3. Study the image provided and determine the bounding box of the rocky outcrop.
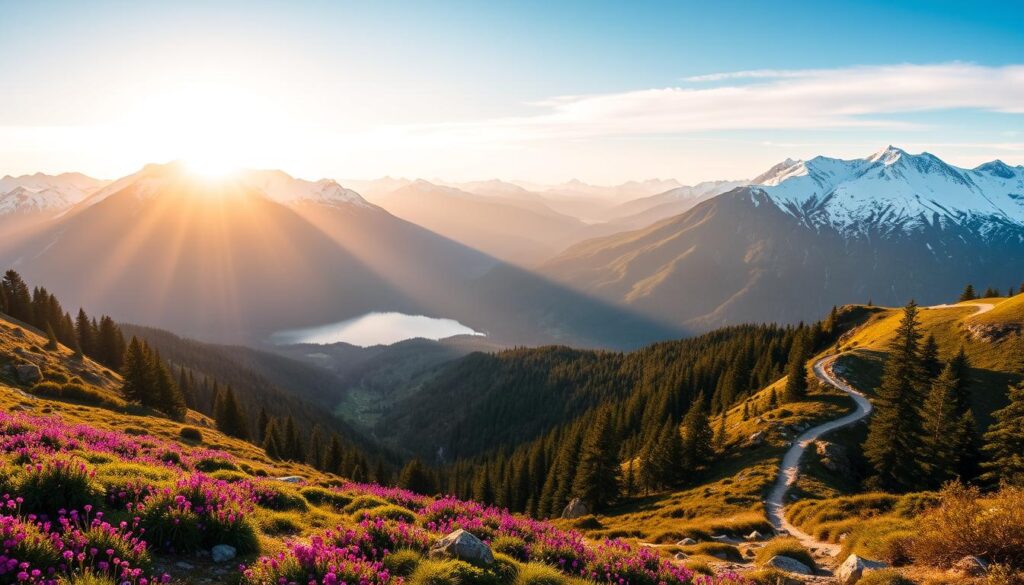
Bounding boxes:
[837,554,887,585]
[765,555,813,575]
[967,322,1021,342]
[560,498,589,519]
[14,364,41,385]
[815,440,852,477]
[430,529,494,565]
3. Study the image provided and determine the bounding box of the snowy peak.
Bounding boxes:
[0,172,106,216]
[244,170,369,208]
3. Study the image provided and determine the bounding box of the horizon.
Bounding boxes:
[2,0,1023,184]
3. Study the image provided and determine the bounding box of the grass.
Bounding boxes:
[753,538,815,570]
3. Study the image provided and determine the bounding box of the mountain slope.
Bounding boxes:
[542,147,1024,330]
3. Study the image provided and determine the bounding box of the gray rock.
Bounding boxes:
[837,554,887,585]
[275,475,304,483]
[949,556,988,577]
[746,530,766,541]
[15,364,41,385]
[676,537,697,546]
[711,534,740,544]
[765,555,813,575]
[674,552,688,560]
[429,529,494,565]
[211,544,236,563]
[816,440,853,477]
[560,497,589,519]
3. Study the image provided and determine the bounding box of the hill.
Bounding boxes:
[0,313,740,585]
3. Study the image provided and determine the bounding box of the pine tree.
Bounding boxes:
[681,397,713,472]
[323,434,344,474]
[959,284,977,302]
[1,270,32,323]
[283,416,303,461]
[982,383,1024,486]
[75,309,93,356]
[120,337,152,404]
[983,286,1000,298]
[863,301,927,492]
[920,334,941,380]
[262,419,282,459]
[214,387,249,440]
[713,415,727,452]
[152,351,187,420]
[472,468,494,503]
[256,408,270,443]
[919,363,965,486]
[398,459,436,494]
[783,333,809,402]
[307,426,324,469]
[570,410,620,511]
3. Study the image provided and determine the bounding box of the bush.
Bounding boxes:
[515,562,567,585]
[408,558,500,585]
[30,381,63,396]
[209,470,249,482]
[343,495,389,514]
[384,549,423,577]
[682,560,714,576]
[746,568,798,585]
[755,538,816,570]
[194,457,238,472]
[492,535,528,561]
[57,574,120,585]
[912,483,1024,570]
[856,570,915,585]
[18,457,102,515]
[252,482,309,512]
[300,486,352,509]
[179,427,203,442]
[354,504,417,523]
[685,542,741,562]
[258,512,303,536]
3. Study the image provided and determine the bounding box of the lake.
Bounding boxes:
[271,312,484,347]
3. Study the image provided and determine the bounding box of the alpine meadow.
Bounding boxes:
[0,2,1022,585]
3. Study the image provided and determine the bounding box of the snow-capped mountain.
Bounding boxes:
[0,172,106,216]
[543,146,1024,332]
[752,146,1024,237]
[243,169,370,208]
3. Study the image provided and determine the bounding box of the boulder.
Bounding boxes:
[15,364,41,385]
[560,498,589,519]
[430,529,494,565]
[211,544,236,563]
[765,555,813,575]
[673,552,687,560]
[676,537,697,546]
[275,475,304,483]
[746,530,766,541]
[711,534,741,544]
[815,440,853,477]
[948,556,988,577]
[837,554,887,585]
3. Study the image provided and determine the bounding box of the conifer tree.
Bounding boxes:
[323,434,344,474]
[920,363,965,486]
[681,397,713,472]
[75,309,93,356]
[398,459,436,494]
[1,270,32,323]
[472,468,494,503]
[44,323,59,351]
[262,419,282,459]
[714,415,727,452]
[120,337,152,404]
[570,410,620,511]
[920,334,941,380]
[783,333,809,402]
[256,408,270,443]
[864,301,926,492]
[152,351,187,420]
[214,386,249,440]
[283,416,302,461]
[307,426,324,468]
[981,383,1024,487]
[959,284,976,301]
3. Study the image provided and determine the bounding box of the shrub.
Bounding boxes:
[209,469,249,482]
[18,457,102,515]
[344,495,389,514]
[251,482,309,512]
[755,538,815,570]
[57,574,120,585]
[683,560,714,576]
[856,570,915,585]
[912,483,1024,570]
[178,427,203,442]
[492,535,528,561]
[515,562,567,585]
[686,542,741,562]
[745,568,796,585]
[30,381,63,396]
[384,549,423,577]
[59,383,115,406]
[257,512,303,535]
[354,504,417,523]
[193,457,238,472]
[408,558,500,585]
[300,486,352,509]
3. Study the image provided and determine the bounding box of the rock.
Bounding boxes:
[949,556,988,577]
[676,537,697,546]
[275,475,304,483]
[837,554,887,585]
[746,530,766,541]
[560,497,589,519]
[15,364,41,385]
[711,534,740,544]
[429,529,494,565]
[748,431,766,446]
[765,555,813,575]
[674,552,687,560]
[211,544,236,563]
[815,441,853,477]
[967,322,1021,342]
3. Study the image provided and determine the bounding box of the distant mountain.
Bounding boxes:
[0,172,106,215]
[1,162,676,349]
[542,147,1024,330]
[375,180,590,265]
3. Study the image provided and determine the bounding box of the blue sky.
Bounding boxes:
[1,0,1022,183]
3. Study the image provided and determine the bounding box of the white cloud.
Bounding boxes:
[399,63,1024,144]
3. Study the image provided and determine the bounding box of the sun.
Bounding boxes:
[183,154,242,179]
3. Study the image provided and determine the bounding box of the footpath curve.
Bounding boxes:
[764,302,995,557]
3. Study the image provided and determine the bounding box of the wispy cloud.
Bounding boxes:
[398,63,1024,145]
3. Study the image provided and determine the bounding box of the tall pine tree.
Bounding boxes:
[570,410,621,511]
[981,383,1024,487]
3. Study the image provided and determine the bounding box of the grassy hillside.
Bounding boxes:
[0,313,747,585]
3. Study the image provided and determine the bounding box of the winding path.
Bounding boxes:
[764,301,995,557]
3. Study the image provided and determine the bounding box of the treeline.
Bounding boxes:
[388,311,853,517]
[959,283,1023,301]
[865,298,1024,491]
[1,270,126,370]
